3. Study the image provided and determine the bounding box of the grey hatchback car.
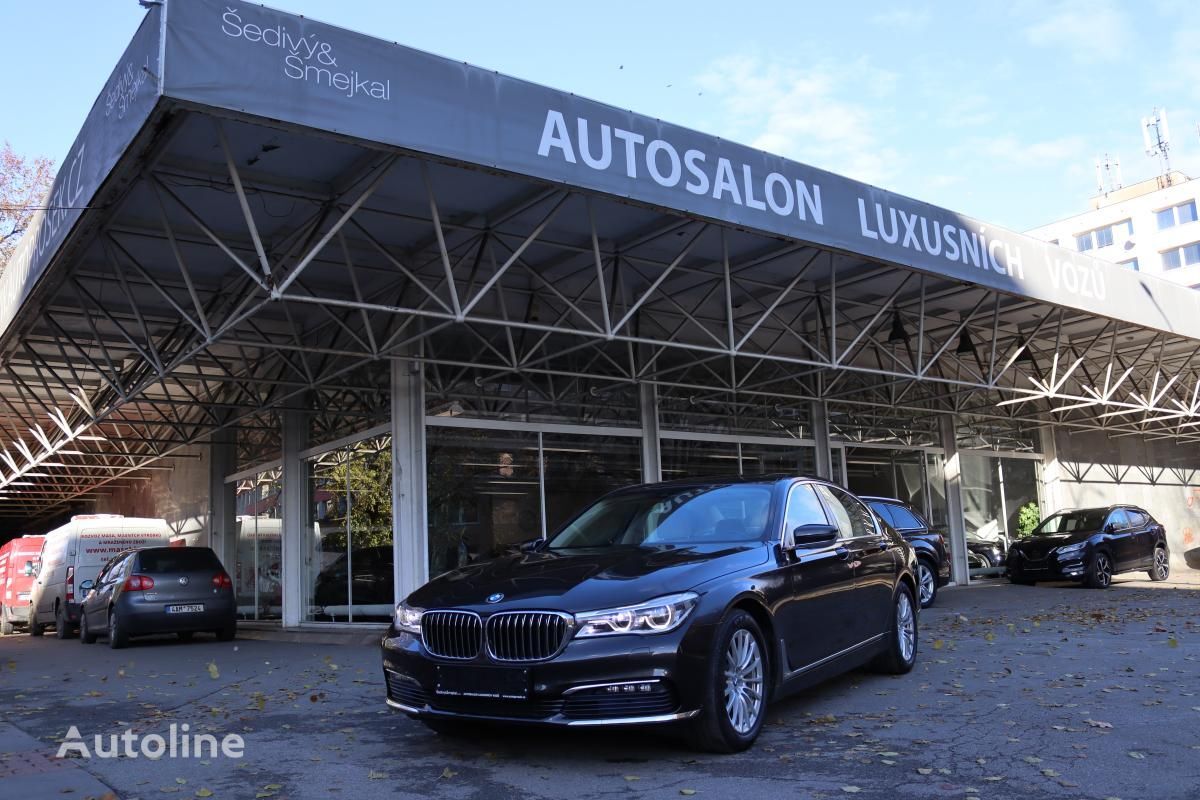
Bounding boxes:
[78,546,236,648]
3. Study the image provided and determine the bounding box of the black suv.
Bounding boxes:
[1007,506,1170,588]
[862,497,949,607]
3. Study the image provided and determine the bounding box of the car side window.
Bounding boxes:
[1107,509,1130,530]
[783,483,830,542]
[815,486,876,539]
[1129,510,1149,528]
[868,502,898,527]
[886,503,924,531]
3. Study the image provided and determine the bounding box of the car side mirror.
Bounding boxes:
[790,523,839,549]
[1103,523,1116,534]
[519,538,546,553]
[79,579,95,594]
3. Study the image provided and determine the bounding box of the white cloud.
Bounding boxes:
[1022,0,1129,63]
[868,8,931,30]
[695,54,901,186]
[967,134,1090,167]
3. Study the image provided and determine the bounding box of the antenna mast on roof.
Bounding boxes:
[1094,153,1123,196]
[1141,108,1173,187]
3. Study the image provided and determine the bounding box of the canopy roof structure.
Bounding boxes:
[3,0,1200,524]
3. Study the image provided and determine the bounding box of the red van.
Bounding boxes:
[0,535,45,634]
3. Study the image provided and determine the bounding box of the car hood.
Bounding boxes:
[1013,531,1095,551]
[407,544,771,612]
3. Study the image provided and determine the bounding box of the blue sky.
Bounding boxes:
[5,0,1199,232]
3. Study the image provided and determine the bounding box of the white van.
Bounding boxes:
[29,515,172,639]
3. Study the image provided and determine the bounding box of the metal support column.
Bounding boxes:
[208,430,236,567]
[392,354,428,605]
[1039,425,1061,513]
[939,415,970,585]
[280,411,308,628]
[811,400,833,481]
[639,382,661,483]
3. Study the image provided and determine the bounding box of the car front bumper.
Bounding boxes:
[1007,549,1088,581]
[380,624,708,727]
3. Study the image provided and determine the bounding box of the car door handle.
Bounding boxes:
[835,546,850,560]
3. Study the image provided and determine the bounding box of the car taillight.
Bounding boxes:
[66,566,75,602]
[212,572,232,589]
[123,574,155,591]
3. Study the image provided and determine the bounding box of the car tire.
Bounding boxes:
[870,583,918,675]
[1148,546,1169,582]
[55,604,72,639]
[1084,551,1113,589]
[80,613,97,644]
[684,609,769,754]
[0,609,12,636]
[976,552,994,568]
[108,609,128,650]
[177,631,194,642]
[216,622,237,642]
[916,559,938,608]
[29,615,44,636]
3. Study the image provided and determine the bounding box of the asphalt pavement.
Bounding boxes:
[1,575,1198,800]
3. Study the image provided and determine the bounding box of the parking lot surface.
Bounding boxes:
[1,577,1198,800]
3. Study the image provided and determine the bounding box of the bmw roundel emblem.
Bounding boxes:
[486,593,504,604]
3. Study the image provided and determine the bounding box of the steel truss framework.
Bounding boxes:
[2,107,1199,522]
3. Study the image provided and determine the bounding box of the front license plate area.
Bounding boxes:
[166,604,204,614]
[435,665,529,700]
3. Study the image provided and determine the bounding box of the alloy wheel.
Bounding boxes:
[1154,548,1169,580]
[918,564,935,605]
[1095,554,1111,588]
[896,591,915,663]
[723,629,764,735]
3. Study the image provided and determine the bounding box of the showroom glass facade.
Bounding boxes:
[305,435,394,623]
[425,424,642,578]
[220,374,1045,627]
[233,469,283,621]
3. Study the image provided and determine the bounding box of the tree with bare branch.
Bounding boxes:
[0,141,56,272]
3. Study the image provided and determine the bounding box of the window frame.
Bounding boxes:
[814,484,879,540]
[780,480,833,548]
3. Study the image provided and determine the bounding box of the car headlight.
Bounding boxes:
[394,602,423,634]
[574,592,699,637]
[1056,542,1086,558]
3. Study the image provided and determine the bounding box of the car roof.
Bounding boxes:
[620,473,832,492]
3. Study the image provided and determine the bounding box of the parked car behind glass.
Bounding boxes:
[78,546,236,648]
[861,497,949,607]
[382,475,920,753]
[1007,506,1169,588]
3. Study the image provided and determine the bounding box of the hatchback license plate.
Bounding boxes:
[166,604,204,614]
[435,665,529,700]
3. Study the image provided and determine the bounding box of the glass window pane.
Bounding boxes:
[542,434,641,534]
[816,485,874,538]
[739,442,816,477]
[784,483,829,535]
[1157,208,1176,229]
[661,438,740,479]
[1107,508,1130,529]
[1094,226,1113,248]
[866,500,898,527]
[1075,233,1093,251]
[426,427,541,578]
[1183,242,1200,266]
[1163,249,1183,270]
[1179,201,1198,224]
[887,503,924,530]
[234,471,282,621]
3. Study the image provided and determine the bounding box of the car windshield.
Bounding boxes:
[1031,509,1108,536]
[547,484,774,548]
